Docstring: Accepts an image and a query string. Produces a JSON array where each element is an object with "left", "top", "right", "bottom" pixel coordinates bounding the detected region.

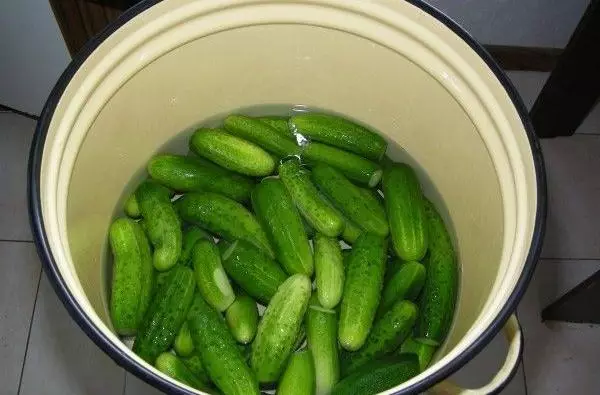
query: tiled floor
[{"left": 2, "top": 70, "right": 600, "bottom": 395}]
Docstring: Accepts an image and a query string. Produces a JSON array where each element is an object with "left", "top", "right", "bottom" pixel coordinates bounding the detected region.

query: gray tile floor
[{"left": 2, "top": 71, "right": 600, "bottom": 394}]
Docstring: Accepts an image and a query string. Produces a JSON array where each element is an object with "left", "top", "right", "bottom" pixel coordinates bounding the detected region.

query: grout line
[
  {"left": 540, "top": 257, "right": 600, "bottom": 261},
  {"left": 0, "top": 239, "right": 34, "bottom": 244},
  {"left": 573, "top": 132, "right": 600, "bottom": 136},
  {"left": 0, "top": 104, "right": 39, "bottom": 121},
  {"left": 517, "top": 310, "right": 530, "bottom": 395},
  {"left": 16, "top": 267, "right": 43, "bottom": 395},
  {"left": 122, "top": 368, "right": 128, "bottom": 395}
]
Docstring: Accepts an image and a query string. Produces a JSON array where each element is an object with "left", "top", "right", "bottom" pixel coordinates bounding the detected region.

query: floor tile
[
  {"left": 518, "top": 259, "right": 600, "bottom": 395},
  {"left": 0, "top": 241, "right": 41, "bottom": 395},
  {"left": 19, "top": 274, "right": 125, "bottom": 395},
  {"left": 0, "top": 113, "right": 36, "bottom": 241},
  {"left": 505, "top": 71, "right": 548, "bottom": 110},
  {"left": 124, "top": 372, "right": 165, "bottom": 395},
  {"left": 540, "top": 135, "right": 600, "bottom": 259}
]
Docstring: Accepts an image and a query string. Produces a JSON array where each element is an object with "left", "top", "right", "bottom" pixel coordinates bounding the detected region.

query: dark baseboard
[{"left": 484, "top": 45, "right": 561, "bottom": 72}]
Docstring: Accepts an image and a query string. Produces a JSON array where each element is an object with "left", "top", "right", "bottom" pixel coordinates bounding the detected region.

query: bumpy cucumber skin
[
  {"left": 314, "top": 234, "right": 344, "bottom": 309},
  {"left": 257, "top": 116, "right": 293, "bottom": 138},
  {"left": 135, "top": 180, "right": 182, "bottom": 271},
  {"left": 176, "top": 192, "right": 275, "bottom": 258},
  {"left": 290, "top": 113, "right": 387, "bottom": 161},
  {"left": 279, "top": 159, "right": 344, "bottom": 237},
  {"left": 277, "top": 350, "right": 316, "bottom": 395},
  {"left": 190, "top": 128, "right": 275, "bottom": 176},
  {"left": 342, "top": 300, "right": 418, "bottom": 375},
  {"left": 376, "top": 261, "right": 426, "bottom": 318},
  {"left": 219, "top": 240, "right": 287, "bottom": 305},
  {"left": 181, "top": 352, "right": 211, "bottom": 384},
  {"left": 123, "top": 194, "right": 141, "bottom": 218},
  {"left": 251, "top": 274, "right": 312, "bottom": 383},
  {"left": 415, "top": 199, "right": 459, "bottom": 346},
  {"left": 382, "top": 164, "right": 428, "bottom": 261},
  {"left": 312, "top": 164, "right": 389, "bottom": 237},
  {"left": 148, "top": 154, "right": 254, "bottom": 201},
  {"left": 109, "top": 218, "right": 154, "bottom": 335},
  {"left": 338, "top": 233, "right": 387, "bottom": 351},
  {"left": 174, "top": 321, "right": 194, "bottom": 357},
  {"left": 252, "top": 178, "right": 313, "bottom": 276},
  {"left": 179, "top": 225, "right": 212, "bottom": 268},
  {"left": 133, "top": 266, "right": 195, "bottom": 363},
  {"left": 340, "top": 217, "right": 362, "bottom": 244},
  {"left": 187, "top": 294, "right": 260, "bottom": 395},
  {"left": 303, "top": 142, "right": 383, "bottom": 187},
  {"left": 306, "top": 296, "right": 340, "bottom": 395},
  {"left": 155, "top": 352, "right": 211, "bottom": 392},
  {"left": 226, "top": 292, "right": 259, "bottom": 344},
  {"left": 192, "top": 239, "right": 235, "bottom": 312},
  {"left": 331, "top": 354, "right": 419, "bottom": 395},
  {"left": 400, "top": 337, "right": 437, "bottom": 372},
  {"left": 224, "top": 114, "right": 300, "bottom": 157}
]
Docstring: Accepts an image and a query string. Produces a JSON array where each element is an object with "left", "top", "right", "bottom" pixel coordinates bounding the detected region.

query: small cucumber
[
  {"left": 340, "top": 217, "right": 362, "bottom": 245},
  {"left": 306, "top": 295, "right": 340, "bottom": 395},
  {"left": 123, "top": 194, "right": 141, "bottom": 218},
  {"left": 135, "top": 180, "right": 182, "bottom": 271},
  {"left": 376, "top": 261, "right": 426, "bottom": 318},
  {"left": 109, "top": 218, "right": 154, "bottom": 335},
  {"left": 133, "top": 266, "right": 195, "bottom": 363},
  {"left": 342, "top": 300, "right": 418, "bottom": 375},
  {"left": 148, "top": 154, "right": 254, "bottom": 201},
  {"left": 187, "top": 294, "right": 260, "bottom": 395},
  {"left": 219, "top": 240, "right": 287, "bottom": 305},
  {"left": 331, "top": 354, "right": 419, "bottom": 395},
  {"left": 279, "top": 158, "right": 345, "bottom": 237},
  {"left": 251, "top": 274, "right": 312, "bottom": 383},
  {"left": 226, "top": 292, "right": 259, "bottom": 344},
  {"left": 257, "top": 116, "right": 293, "bottom": 138},
  {"left": 415, "top": 199, "right": 459, "bottom": 346},
  {"left": 176, "top": 192, "right": 274, "bottom": 258},
  {"left": 400, "top": 337, "right": 437, "bottom": 372},
  {"left": 179, "top": 225, "right": 212, "bottom": 268},
  {"left": 303, "top": 142, "right": 383, "bottom": 187},
  {"left": 277, "top": 350, "right": 316, "bottom": 395},
  {"left": 155, "top": 352, "right": 212, "bottom": 392},
  {"left": 338, "top": 233, "right": 387, "bottom": 351},
  {"left": 192, "top": 239, "right": 235, "bottom": 312},
  {"left": 174, "top": 322, "right": 194, "bottom": 357},
  {"left": 290, "top": 113, "right": 387, "bottom": 161},
  {"left": 293, "top": 325, "right": 307, "bottom": 351},
  {"left": 252, "top": 178, "right": 313, "bottom": 276},
  {"left": 382, "top": 163, "right": 428, "bottom": 261},
  {"left": 190, "top": 128, "right": 276, "bottom": 176},
  {"left": 181, "top": 351, "right": 211, "bottom": 384},
  {"left": 314, "top": 234, "right": 344, "bottom": 309},
  {"left": 312, "top": 164, "right": 389, "bottom": 237},
  {"left": 224, "top": 114, "right": 300, "bottom": 157}
]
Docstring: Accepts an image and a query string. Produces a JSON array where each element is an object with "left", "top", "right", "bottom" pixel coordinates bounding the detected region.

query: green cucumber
[
  {"left": 338, "top": 233, "right": 387, "bottom": 351},
  {"left": 342, "top": 300, "right": 418, "bottom": 375},
  {"left": 294, "top": 325, "right": 307, "bottom": 351},
  {"left": 340, "top": 217, "right": 362, "bottom": 244},
  {"left": 226, "top": 292, "right": 259, "bottom": 344},
  {"left": 148, "top": 154, "right": 254, "bottom": 201},
  {"left": 400, "top": 337, "right": 437, "bottom": 372},
  {"left": 123, "top": 194, "right": 141, "bottom": 218},
  {"left": 219, "top": 240, "right": 287, "bottom": 305},
  {"left": 312, "top": 164, "right": 389, "bottom": 237},
  {"left": 290, "top": 113, "right": 387, "bottom": 161},
  {"left": 415, "top": 199, "right": 459, "bottom": 346},
  {"left": 176, "top": 192, "right": 274, "bottom": 258},
  {"left": 331, "top": 354, "right": 419, "bottom": 395},
  {"left": 251, "top": 274, "right": 312, "bottom": 383},
  {"left": 376, "top": 261, "right": 426, "bottom": 318},
  {"left": 277, "top": 350, "right": 316, "bottom": 395},
  {"left": 257, "top": 116, "right": 293, "bottom": 138},
  {"left": 251, "top": 178, "right": 313, "bottom": 276},
  {"left": 133, "top": 266, "right": 195, "bottom": 363},
  {"left": 279, "top": 158, "right": 344, "bottom": 237},
  {"left": 181, "top": 351, "right": 211, "bottom": 384},
  {"left": 135, "top": 180, "right": 182, "bottom": 271},
  {"left": 174, "top": 322, "right": 194, "bottom": 357},
  {"left": 224, "top": 114, "right": 300, "bottom": 157},
  {"left": 108, "top": 218, "right": 154, "bottom": 335},
  {"left": 187, "top": 294, "right": 260, "bottom": 395},
  {"left": 306, "top": 295, "right": 340, "bottom": 395},
  {"left": 179, "top": 225, "right": 212, "bottom": 267},
  {"left": 155, "top": 352, "right": 212, "bottom": 392},
  {"left": 382, "top": 163, "right": 428, "bottom": 261},
  {"left": 192, "top": 239, "right": 235, "bottom": 312},
  {"left": 303, "top": 142, "right": 382, "bottom": 187},
  {"left": 314, "top": 234, "right": 344, "bottom": 309},
  {"left": 190, "top": 128, "right": 276, "bottom": 176}
]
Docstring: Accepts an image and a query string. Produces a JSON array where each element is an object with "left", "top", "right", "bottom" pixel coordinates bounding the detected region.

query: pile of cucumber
[{"left": 109, "top": 112, "right": 458, "bottom": 395}]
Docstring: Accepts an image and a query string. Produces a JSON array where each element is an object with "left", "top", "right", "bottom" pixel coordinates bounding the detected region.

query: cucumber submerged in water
[{"left": 307, "top": 295, "right": 340, "bottom": 395}]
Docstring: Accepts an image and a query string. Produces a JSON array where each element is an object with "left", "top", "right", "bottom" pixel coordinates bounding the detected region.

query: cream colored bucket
[{"left": 29, "top": 0, "right": 545, "bottom": 393}]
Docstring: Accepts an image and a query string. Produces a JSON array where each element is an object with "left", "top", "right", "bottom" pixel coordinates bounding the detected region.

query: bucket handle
[{"left": 430, "top": 314, "right": 523, "bottom": 395}]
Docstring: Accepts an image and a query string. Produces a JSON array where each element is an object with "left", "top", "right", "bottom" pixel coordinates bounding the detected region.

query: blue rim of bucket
[{"left": 28, "top": 1, "right": 546, "bottom": 393}]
